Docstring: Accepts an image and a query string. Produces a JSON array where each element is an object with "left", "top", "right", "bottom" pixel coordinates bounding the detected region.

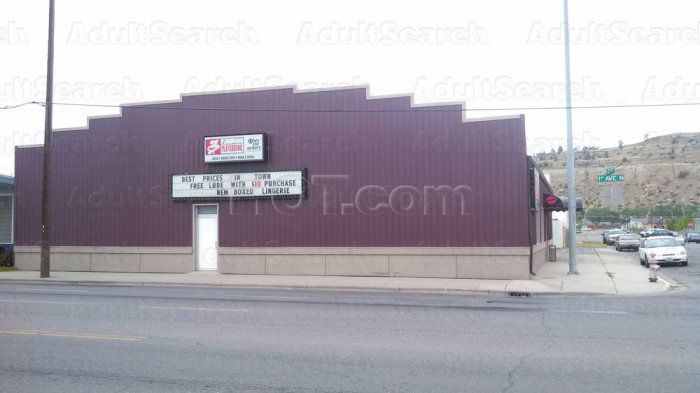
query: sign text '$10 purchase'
[{"left": 171, "top": 171, "right": 304, "bottom": 199}]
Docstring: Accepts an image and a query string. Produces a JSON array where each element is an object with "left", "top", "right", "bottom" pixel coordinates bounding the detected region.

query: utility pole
[
  {"left": 563, "top": 0, "right": 578, "bottom": 274},
  {"left": 40, "top": 0, "right": 55, "bottom": 278}
]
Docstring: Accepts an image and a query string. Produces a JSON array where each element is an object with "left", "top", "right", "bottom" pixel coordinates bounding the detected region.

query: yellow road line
[
  {"left": 139, "top": 305, "right": 251, "bottom": 313},
  {"left": 0, "top": 329, "right": 146, "bottom": 341}
]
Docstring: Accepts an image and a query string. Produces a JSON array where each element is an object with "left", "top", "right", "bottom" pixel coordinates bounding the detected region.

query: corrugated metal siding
[
  {"left": 15, "top": 87, "right": 530, "bottom": 248},
  {"left": 14, "top": 148, "right": 42, "bottom": 246}
]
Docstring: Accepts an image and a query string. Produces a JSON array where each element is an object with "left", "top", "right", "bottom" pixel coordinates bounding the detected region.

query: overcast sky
[{"left": 1, "top": 0, "right": 699, "bottom": 175}]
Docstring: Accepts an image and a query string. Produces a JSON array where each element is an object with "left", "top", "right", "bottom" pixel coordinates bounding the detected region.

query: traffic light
[{"left": 543, "top": 194, "right": 583, "bottom": 211}]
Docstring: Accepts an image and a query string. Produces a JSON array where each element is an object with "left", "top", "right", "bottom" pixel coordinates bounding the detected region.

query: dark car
[
  {"left": 685, "top": 232, "right": 700, "bottom": 244},
  {"left": 648, "top": 229, "right": 674, "bottom": 238},
  {"left": 603, "top": 229, "right": 620, "bottom": 244},
  {"left": 605, "top": 229, "right": 626, "bottom": 245},
  {"left": 615, "top": 234, "right": 640, "bottom": 251}
]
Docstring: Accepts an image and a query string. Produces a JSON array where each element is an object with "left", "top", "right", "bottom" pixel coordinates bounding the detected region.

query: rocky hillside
[{"left": 534, "top": 133, "right": 700, "bottom": 209}]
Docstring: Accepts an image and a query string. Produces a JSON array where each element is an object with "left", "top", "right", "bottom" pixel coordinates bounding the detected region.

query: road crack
[{"left": 501, "top": 311, "right": 555, "bottom": 393}]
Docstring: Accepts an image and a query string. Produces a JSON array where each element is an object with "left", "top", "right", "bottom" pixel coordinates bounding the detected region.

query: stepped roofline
[{"left": 20, "top": 85, "right": 523, "bottom": 145}]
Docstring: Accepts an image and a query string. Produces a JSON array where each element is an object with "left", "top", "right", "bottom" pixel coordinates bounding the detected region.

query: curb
[
  {"left": 657, "top": 273, "right": 685, "bottom": 292},
  {"left": 0, "top": 277, "right": 670, "bottom": 297},
  {"left": 0, "top": 277, "right": 496, "bottom": 294}
]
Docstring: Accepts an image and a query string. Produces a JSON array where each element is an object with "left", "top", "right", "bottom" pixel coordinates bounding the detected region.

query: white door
[{"left": 196, "top": 206, "right": 218, "bottom": 270}]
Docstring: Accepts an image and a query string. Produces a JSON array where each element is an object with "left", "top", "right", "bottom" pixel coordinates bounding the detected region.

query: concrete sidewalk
[{"left": 0, "top": 248, "right": 672, "bottom": 295}]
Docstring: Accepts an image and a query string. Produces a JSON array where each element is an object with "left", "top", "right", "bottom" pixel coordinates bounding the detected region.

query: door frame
[{"left": 192, "top": 203, "right": 219, "bottom": 271}]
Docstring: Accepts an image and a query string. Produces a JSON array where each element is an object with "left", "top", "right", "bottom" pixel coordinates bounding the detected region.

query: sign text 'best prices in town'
[{"left": 171, "top": 169, "right": 306, "bottom": 201}]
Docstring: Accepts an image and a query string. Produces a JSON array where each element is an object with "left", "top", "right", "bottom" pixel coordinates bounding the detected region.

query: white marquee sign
[{"left": 171, "top": 169, "right": 305, "bottom": 200}]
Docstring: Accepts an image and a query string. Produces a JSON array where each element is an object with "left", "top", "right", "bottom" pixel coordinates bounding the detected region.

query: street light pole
[
  {"left": 40, "top": 0, "right": 55, "bottom": 278},
  {"left": 563, "top": 0, "right": 578, "bottom": 274}
]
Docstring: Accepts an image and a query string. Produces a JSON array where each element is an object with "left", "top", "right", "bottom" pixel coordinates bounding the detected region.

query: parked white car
[{"left": 639, "top": 236, "right": 688, "bottom": 267}]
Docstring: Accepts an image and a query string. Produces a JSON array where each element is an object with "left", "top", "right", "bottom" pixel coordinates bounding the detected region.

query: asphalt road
[
  {"left": 1, "top": 281, "right": 698, "bottom": 392},
  {"left": 656, "top": 241, "right": 700, "bottom": 292}
]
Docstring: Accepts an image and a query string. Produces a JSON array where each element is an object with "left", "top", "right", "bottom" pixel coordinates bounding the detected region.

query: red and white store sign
[{"left": 204, "top": 133, "right": 265, "bottom": 163}]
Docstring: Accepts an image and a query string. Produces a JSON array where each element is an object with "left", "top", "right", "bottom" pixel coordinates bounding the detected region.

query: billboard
[
  {"left": 204, "top": 133, "right": 266, "bottom": 163},
  {"left": 171, "top": 169, "right": 306, "bottom": 201}
]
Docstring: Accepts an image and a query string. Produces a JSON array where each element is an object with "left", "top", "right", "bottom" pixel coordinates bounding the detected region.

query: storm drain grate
[{"left": 508, "top": 291, "right": 531, "bottom": 297}]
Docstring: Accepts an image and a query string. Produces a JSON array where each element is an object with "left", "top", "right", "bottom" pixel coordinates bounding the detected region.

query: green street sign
[
  {"left": 605, "top": 168, "right": 615, "bottom": 175},
  {"left": 597, "top": 174, "right": 624, "bottom": 182}
]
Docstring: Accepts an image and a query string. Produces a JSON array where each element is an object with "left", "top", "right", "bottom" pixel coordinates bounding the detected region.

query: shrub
[{"left": 678, "top": 170, "right": 690, "bottom": 179}]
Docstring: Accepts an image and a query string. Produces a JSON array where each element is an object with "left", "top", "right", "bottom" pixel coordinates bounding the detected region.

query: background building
[
  {"left": 14, "top": 87, "right": 553, "bottom": 279},
  {"left": 0, "top": 175, "right": 13, "bottom": 255}
]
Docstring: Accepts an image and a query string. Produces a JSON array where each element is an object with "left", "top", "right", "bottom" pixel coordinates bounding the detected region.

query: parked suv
[{"left": 615, "top": 234, "right": 640, "bottom": 251}]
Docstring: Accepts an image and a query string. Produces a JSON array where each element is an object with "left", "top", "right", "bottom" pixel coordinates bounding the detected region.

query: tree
[
  {"left": 557, "top": 146, "right": 564, "bottom": 154},
  {"left": 585, "top": 207, "right": 620, "bottom": 224},
  {"left": 667, "top": 215, "right": 693, "bottom": 232},
  {"left": 621, "top": 207, "right": 649, "bottom": 217}
]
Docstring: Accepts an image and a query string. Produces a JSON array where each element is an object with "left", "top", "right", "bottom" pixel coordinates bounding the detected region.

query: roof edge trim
[{"left": 46, "top": 85, "right": 525, "bottom": 131}]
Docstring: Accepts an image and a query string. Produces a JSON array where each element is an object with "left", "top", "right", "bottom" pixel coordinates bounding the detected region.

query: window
[
  {"left": 0, "top": 196, "right": 12, "bottom": 243},
  {"left": 197, "top": 205, "right": 217, "bottom": 215}
]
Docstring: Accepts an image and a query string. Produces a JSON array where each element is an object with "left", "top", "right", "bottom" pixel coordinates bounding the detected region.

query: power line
[
  {"left": 1, "top": 100, "right": 700, "bottom": 113},
  {"left": 0, "top": 102, "right": 38, "bottom": 110}
]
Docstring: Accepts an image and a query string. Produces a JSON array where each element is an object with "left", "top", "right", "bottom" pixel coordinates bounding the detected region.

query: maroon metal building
[{"left": 14, "top": 87, "right": 553, "bottom": 279}]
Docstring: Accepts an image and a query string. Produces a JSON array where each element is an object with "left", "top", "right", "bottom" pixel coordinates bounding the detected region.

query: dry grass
[
  {"left": 577, "top": 241, "right": 608, "bottom": 249},
  {"left": 536, "top": 133, "right": 700, "bottom": 208}
]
